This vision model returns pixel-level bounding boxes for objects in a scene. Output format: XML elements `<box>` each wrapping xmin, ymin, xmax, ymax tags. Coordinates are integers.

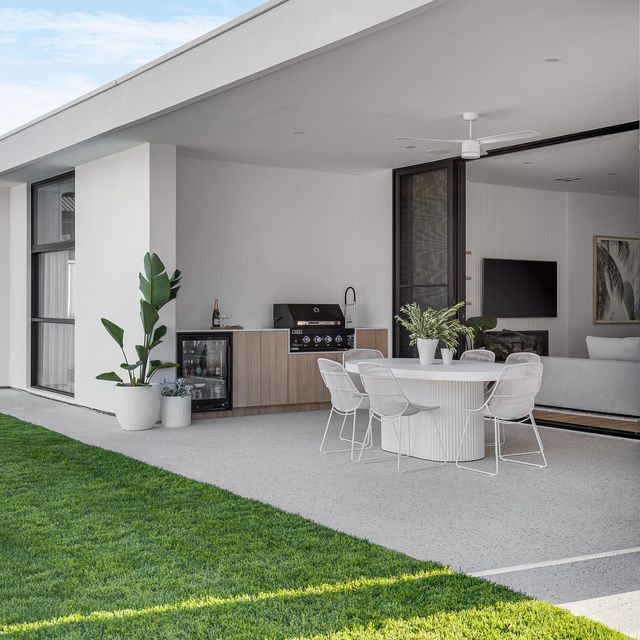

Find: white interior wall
<box><xmin>75</xmin><ymin>143</ymin><xmax>176</xmax><ymax>412</ymax></box>
<box><xmin>467</xmin><ymin>182</ymin><xmax>640</xmax><ymax>358</ymax></box>
<box><xmin>0</xmin><ymin>188</ymin><xmax>10</xmax><ymax>386</ymax></box>
<box><xmin>566</xmin><ymin>192</ymin><xmax>640</xmax><ymax>356</ymax></box>
<box><xmin>176</xmin><ymin>157</ymin><xmax>365</xmax><ymax>330</ymax></box>
<box><xmin>8</xmin><ymin>184</ymin><xmax>29</xmax><ymax>389</ymax></box>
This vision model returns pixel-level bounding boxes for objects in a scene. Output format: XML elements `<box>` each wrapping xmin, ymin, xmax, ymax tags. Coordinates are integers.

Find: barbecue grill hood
<box><xmin>273</xmin><ymin>303</ymin><xmax>345</xmax><ymax>328</ymax></box>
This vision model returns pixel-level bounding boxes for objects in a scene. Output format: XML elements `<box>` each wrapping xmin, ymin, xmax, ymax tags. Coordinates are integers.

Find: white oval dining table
<box><xmin>344</xmin><ymin>358</ymin><xmax>505</xmax><ymax>462</ymax></box>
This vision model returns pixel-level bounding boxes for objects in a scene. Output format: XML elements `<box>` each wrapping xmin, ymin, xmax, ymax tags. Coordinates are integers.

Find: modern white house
<box><xmin>0</xmin><ymin>0</ymin><xmax>638</xmax><ymax>425</ymax></box>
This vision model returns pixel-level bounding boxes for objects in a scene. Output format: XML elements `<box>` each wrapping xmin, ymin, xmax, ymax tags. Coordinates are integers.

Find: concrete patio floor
<box><xmin>1</xmin><ymin>388</ymin><xmax>639</xmax><ymax>638</ymax></box>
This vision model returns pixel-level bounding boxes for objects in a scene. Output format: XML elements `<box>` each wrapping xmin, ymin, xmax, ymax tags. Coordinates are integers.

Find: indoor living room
<box><xmin>465</xmin><ymin>127</ymin><xmax>640</xmax><ymax>436</ymax></box>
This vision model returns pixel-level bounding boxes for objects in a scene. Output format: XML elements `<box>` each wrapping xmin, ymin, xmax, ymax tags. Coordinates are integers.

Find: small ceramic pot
<box><xmin>441</xmin><ymin>348</ymin><xmax>454</xmax><ymax>365</ymax></box>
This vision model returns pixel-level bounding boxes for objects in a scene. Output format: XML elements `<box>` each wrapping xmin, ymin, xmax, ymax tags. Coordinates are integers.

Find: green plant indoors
<box><xmin>465</xmin><ymin>316</ymin><xmax>536</xmax><ymax>361</ymax></box>
<box><xmin>395</xmin><ymin>301</ymin><xmax>474</xmax><ymax>350</ymax></box>
<box><xmin>96</xmin><ymin>253</ymin><xmax>181</xmax><ymax>386</ymax></box>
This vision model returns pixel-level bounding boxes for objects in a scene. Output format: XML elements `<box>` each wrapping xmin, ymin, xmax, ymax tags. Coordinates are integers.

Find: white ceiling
<box><xmin>1</xmin><ymin>0</ymin><xmax>638</xmax><ymax>183</ymax></box>
<box><xmin>467</xmin><ymin>130</ymin><xmax>639</xmax><ymax>198</ymax></box>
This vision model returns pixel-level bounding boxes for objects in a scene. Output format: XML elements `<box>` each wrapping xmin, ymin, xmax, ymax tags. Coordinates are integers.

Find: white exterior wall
<box><xmin>0</xmin><ymin>188</ymin><xmax>9</xmax><ymax>386</ymax></box>
<box><xmin>566</xmin><ymin>192</ymin><xmax>640</xmax><ymax>356</ymax></box>
<box><xmin>75</xmin><ymin>143</ymin><xmax>176</xmax><ymax>412</ymax></box>
<box><xmin>176</xmin><ymin>157</ymin><xmax>360</xmax><ymax>329</ymax></box>
<box><xmin>467</xmin><ymin>182</ymin><xmax>640</xmax><ymax>358</ymax></box>
<box><xmin>355</xmin><ymin>170</ymin><xmax>393</xmax><ymax>349</ymax></box>
<box><xmin>8</xmin><ymin>184</ymin><xmax>29</xmax><ymax>389</ymax></box>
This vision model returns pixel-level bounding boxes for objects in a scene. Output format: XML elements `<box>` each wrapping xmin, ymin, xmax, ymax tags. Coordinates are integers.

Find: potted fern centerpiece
<box><xmin>97</xmin><ymin>253</ymin><xmax>181</xmax><ymax>431</ymax></box>
<box><xmin>395</xmin><ymin>301</ymin><xmax>473</xmax><ymax>365</ymax></box>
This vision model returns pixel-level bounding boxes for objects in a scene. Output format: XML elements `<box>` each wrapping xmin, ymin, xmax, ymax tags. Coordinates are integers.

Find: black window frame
<box><xmin>31</xmin><ymin>170</ymin><xmax>76</xmax><ymax>396</ymax></box>
<box><xmin>392</xmin><ymin>158</ymin><xmax>466</xmax><ymax>357</ymax></box>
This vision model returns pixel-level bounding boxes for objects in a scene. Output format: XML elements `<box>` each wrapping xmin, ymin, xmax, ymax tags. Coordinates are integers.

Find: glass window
<box><xmin>36</xmin><ymin>250</ymin><xmax>75</xmax><ymax>319</ymax></box>
<box><xmin>32</xmin><ymin>173</ymin><xmax>75</xmax><ymax>395</ymax></box>
<box><xmin>34</xmin><ymin>176</ymin><xmax>75</xmax><ymax>246</ymax></box>
<box><xmin>35</xmin><ymin>323</ymin><xmax>75</xmax><ymax>395</ymax></box>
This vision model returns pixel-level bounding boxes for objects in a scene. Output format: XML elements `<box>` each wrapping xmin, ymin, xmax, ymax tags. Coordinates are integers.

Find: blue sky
<box><xmin>0</xmin><ymin>1</ymin><xmax>263</xmax><ymax>134</ymax></box>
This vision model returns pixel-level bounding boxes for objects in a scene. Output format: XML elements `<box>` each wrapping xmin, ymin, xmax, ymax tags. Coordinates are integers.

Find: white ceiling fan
<box><xmin>397</xmin><ymin>112</ymin><xmax>542</xmax><ymax>159</ymax></box>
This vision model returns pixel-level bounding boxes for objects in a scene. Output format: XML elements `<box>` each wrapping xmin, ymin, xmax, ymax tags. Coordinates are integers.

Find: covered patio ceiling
<box><xmin>1</xmin><ymin>0</ymin><xmax>637</xmax><ymax>183</ymax></box>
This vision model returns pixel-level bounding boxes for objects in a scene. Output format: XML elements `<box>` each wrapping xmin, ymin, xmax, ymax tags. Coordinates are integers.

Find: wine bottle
<box><xmin>212</xmin><ymin>299</ymin><xmax>221</xmax><ymax>328</ymax></box>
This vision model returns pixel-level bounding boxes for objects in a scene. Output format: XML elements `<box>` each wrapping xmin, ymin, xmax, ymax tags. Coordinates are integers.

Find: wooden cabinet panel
<box><xmin>260</xmin><ymin>331</ymin><xmax>289</xmax><ymax>406</ymax></box>
<box><xmin>288</xmin><ymin>353</ymin><xmax>341</xmax><ymax>404</ymax></box>
<box><xmin>355</xmin><ymin>329</ymin><xmax>389</xmax><ymax>356</ymax></box>
<box><xmin>232</xmin><ymin>332</ymin><xmax>262</xmax><ymax>408</ymax></box>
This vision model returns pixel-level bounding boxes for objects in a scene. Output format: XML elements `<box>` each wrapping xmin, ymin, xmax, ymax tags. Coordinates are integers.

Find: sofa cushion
<box><xmin>586</xmin><ymin>336</ymin><xmax>640</xmax><ymax>362</ymax></box>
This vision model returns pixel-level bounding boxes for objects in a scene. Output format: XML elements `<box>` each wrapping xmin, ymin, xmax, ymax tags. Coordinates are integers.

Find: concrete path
<box><xmin>1</xmin><ymin>389</ymin><xmax>639</xmax><ymax>637</ymax></box>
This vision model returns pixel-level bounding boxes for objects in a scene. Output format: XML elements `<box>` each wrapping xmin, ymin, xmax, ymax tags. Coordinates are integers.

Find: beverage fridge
<box><xmin>176</xmin><ymin>332</ymin><xmax>232</xmax><ymax>412</ymax></box>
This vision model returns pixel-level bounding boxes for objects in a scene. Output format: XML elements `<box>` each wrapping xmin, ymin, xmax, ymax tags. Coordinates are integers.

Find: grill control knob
<box><xmin>334</xmin><ymin>335</ymin><xmax>343</xmax><ymax>344</ymax></box>
<box><xmin>302</xmin><ymin>336</ymin><xmax>311</xmax><ymax>344</ymax></box>
<box><xmin>324</xmin><ymin>335</ymin><xmax>333</xmax><ymax>344</ymax></box>
<box><xmin>313</xmin><ymin>335</ymin><xmax>323</xmax><ymax>344</ymax></box>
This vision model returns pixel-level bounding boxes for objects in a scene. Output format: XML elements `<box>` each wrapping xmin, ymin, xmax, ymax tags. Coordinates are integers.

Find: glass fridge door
<box><xmin>180</xmin><ymin>335</ymin><xmax>230</xmax><ymax>408</ymax></box>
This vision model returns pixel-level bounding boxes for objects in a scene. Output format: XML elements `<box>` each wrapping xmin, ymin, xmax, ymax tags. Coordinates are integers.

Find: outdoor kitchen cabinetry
<box><xmin>227</xmin><ymin>327</ymin><xmax>387</xmax><ymax>414</ymax></box>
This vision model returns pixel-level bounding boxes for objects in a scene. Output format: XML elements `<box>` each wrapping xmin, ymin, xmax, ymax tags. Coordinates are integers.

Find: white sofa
<box><xmin>537</xmin><ymin>337</ymin><xmax>640</xmax><ymax>418</ymax></box>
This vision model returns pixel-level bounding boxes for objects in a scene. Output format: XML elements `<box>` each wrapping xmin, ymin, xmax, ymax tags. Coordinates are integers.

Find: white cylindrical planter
<box><xmin>417</xmin><ymin>338</ymin><xmax>438</xmax><ymax>365</ymax></box>
<box><xmin>114</xmin><ymin>384</ymin><xmax>161</xmax><ymax>431</ymax></box>
<box><xmin>441</xmin><ymin>348</ymin><xmax>454</xmax><ymax>365</ymax></box>
<box><xmin>161</xmin><ymin>396</ymin><xmax>192</xmax><ymax>428</ymax></box>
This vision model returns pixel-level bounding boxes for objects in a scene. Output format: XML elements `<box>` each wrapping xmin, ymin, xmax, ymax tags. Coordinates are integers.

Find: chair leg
<box><xmin>430</xmin><ymin>415</ymin><xmax>448</xmax><ymax>464</ymax></box>
<box><xmin>358</xmin><ymin>413</ymin><xmax>397</xmax><ymax>465</ymax></box>
<box><xmin>456</xmin><ymin>414</ymin><xmax>499</xmax><ymax>476</ymax></box>
<box><xmin>499</xmin><ymin>413</ymin><xmax>547</xmax><ymax>469</ymax></box>
<box><xmin>321</xmin><ymin>409</ymin><xmax>366</xmax><ymax>456</ymax></box>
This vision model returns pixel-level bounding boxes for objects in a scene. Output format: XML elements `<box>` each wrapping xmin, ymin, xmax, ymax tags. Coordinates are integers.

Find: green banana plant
<box><xmin>96</xmin><ymin>253</ymin><xmax>181</xmax><ymax>386</ymax></box>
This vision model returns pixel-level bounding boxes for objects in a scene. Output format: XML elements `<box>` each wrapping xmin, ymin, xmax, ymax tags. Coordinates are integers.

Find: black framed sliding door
<box><xmin>393</xmin><ymin>159</ymin><xmax>466</xmax><ymax>357</ymax></box>
<box><xmin>31</xmin><ymin>172</ymin><xmax>76</xmax><ymax>395</ymax></box>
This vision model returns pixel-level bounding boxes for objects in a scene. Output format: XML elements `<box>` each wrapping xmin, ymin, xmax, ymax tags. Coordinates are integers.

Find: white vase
<box><xmin>114</xmin><ymin>384</ymin><xmax>161</xmax><ymax>431</ymax></box>
<box><xmin>161</xmin><ymin>395</ymin><xmax>192</xmax><ymax>428</ymax></box>
<box><xmin>441</xmin><ymin>348</ymin><xmax>454</xmax><ymax>365</ymax></box>
<box><xmin>417</xmin><ymin>338</ymin><xmax>438</xmax><ymax>365</ymax></box>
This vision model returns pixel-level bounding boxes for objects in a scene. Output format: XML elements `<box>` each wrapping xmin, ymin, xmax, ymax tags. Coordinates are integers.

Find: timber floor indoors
<box><xmin>534</xmin><ymin>408</ymin><xmax>640</xmax><ymax>439</ymax></box>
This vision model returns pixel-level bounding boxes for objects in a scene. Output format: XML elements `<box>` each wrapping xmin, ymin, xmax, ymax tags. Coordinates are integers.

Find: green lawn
<box><xmin>0</xmin><ymin>413</ymin><xmax>627</xmax><ymax>639</ymax></box>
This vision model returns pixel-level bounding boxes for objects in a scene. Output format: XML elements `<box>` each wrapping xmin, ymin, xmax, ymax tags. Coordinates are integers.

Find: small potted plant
<box><xmin>96</xmin><ymin>252</ymin><xmax>181</xmax><ymax>431</ymax></box>
<box><xmin>395</xmin><ymin>300</ymin><xmax>474</xmax><ymax>365</ymax></box>
<box><xmin>160</xmin><ymin>378</ymin><xmax>193</xmax><ymax>428</ymax></box>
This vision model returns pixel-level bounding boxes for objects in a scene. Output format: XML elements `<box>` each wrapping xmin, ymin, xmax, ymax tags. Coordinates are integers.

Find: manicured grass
<box><xmin>0</xmin><ymin>413</ymin><xmax>628</xmax><ymax>639</ymax></box>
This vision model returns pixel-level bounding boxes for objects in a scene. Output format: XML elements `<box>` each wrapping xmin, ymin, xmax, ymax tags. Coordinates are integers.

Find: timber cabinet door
<box><xmin>355</xmin><ymin>328</ymin><xmax>389</xmax><ymax>356</ymax></box>
<box><xmin>232</xmin><ymin>331</ymin><xmax>262</xmax><ymax>408</ymax></box>
<box><xmin>288</xmin><ymin>353</ymin><xmax>342</xmax><ymax>405</ymax></box>
<box><xmin>260</xmin><ymin>331</ymin><xmax>289</xmax><ymax>406</ymax></box>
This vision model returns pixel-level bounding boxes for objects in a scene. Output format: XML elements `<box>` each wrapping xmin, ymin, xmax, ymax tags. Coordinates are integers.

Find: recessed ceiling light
<box><xmin>405</xmin><ymin>145</ymin><xmax>417</xmax><ymax>149</ymax></box>
<box><xmin>291</xmin><ymin>131</ymin><xmax>306</xmax><ymax>135</ymax></box>
<box><xmin>523</xmin><ymin>161</ymin><xmax>534</xmax><ymax>164</ymax></box>
<box><xmin>544</xmin><ymin>57</ymin><xmax>561</xmax><ymax>63</ymax></box>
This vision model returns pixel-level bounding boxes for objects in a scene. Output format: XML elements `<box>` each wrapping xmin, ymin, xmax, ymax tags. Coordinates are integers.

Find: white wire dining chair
<box><xmin>460</xmin><ymin>349</ymin><xmax>496</xmax><ymax>363</ymax></box>
<box><xmin>318</xmin><ymin>358</ymin><xmax>372</xmax><ymax>462</ymax></box>
<box><xmin>343</xmin><ymin>349</ymin><xmax>384</xmax><ymax>392</ymax></box>
<box><xmin>505</xmin><ymin>352</ymin><xmax>541</xmax><ymax>364</ymax></box>
<box><xmin>455</xmin><ymin>362</ymin><xmax>546</xmax><ymax>477</ymax></box>
<box><xmin>358</xmin><ymin>362</ymin><xmax>445</xmax><ymax>473</ymax></box>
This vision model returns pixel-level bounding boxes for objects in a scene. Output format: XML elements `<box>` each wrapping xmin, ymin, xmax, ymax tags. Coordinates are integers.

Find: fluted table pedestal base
<box><xmin>380</xmin><ymin>380</ymin><xmax>485</xmax><ymax>462</ymax></box>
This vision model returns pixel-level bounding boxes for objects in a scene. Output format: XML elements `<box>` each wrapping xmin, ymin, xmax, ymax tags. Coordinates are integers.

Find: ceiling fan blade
<box><xmin>395</xmin><ymin>136</ymin><xmax>463</xmax><ymax>144</ymax></box>
<box><xmin>476</xmin><ymin>130</ymin><xmax>542</xmax><ymax>145</ymax></box>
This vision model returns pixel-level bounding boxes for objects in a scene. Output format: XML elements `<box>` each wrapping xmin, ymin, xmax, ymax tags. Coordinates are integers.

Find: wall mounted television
<box><xmin>482</xmin><ymin>258</ymin><xmax>557</xmax><ymax>318</ymax></box>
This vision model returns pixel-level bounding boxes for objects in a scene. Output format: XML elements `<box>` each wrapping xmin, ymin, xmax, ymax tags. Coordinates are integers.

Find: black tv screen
<box><xmin>483</xmin><ymin>258</ymin><xmax>557</xmax><ymax>318</ymax></box>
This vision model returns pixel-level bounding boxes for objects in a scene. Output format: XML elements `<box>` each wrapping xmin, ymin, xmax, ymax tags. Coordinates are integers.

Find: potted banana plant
<box><xmin>97</xmin><ymin>253</ymin><xmax>181</xmax><ymax>431</ymax></box>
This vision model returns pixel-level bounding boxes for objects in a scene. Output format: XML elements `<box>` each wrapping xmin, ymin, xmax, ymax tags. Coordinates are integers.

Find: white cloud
<box><xmin>0</xmin><ymin>8</ymin><xmax>228</xmax><ymax>66</ymax></box>
<box><xmin>0</xmin><ymin>74</ymin><xmax>98</xmax><ymax>134</ymax></box>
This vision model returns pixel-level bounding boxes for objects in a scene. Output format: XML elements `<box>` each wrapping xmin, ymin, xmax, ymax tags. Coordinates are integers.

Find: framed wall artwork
<box><xmin>593</xmin><ymin>235</ymin><xmax>640</xmax><ymax>323</ymax></box>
